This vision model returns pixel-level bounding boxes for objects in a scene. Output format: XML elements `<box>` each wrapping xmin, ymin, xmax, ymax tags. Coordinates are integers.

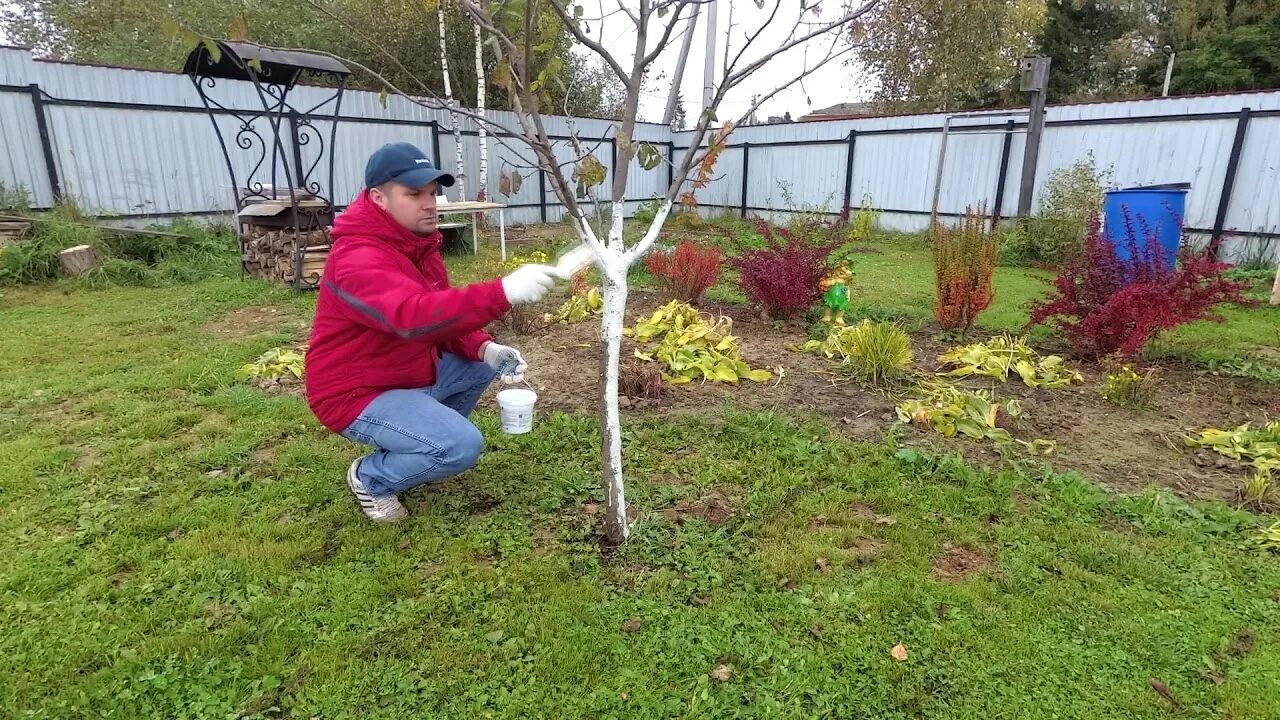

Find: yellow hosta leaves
<box><xmin>545</xmin><ymin>287</ymin><xmax>603</xmax><ymax>325</ymax></box>
<box><xmin>1185</xmin><ymin>421</ymin><xmax>1280</xmax><ymax>473</ymax></box>
<box><xmin>630</xmin><ymin>300</ymin><xmax>771</xmax><ymax>385</ymax></box>
<box><xmin>238</xmin><ymin>347</ymin><xmax>305</xmax><ymax>381</ymax></box>
<box><xmin>938</xmin><ymin>335</ymin><xmax>1081</xmax><ymax>389</ymax></box>
<box><xmin>897</xmin><ymin>383</ymin><xmax>1054</xmax><ymax>455</ymax></box>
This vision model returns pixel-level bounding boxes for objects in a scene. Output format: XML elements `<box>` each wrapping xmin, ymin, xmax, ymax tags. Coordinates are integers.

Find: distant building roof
<box><xmin>799</xmin><ymin>102</ymin><xmax>876</xmax><ymax>122</ymax></box>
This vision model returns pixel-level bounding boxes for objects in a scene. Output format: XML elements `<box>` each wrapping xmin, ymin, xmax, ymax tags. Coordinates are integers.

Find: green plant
<box><xmin>938</xmin><ymin>335</ymin><xmax>1082</xmax><ymax>389</ymax></box>
<box><xmin>238</xmin><ymin>347</ymin><xmax>306</xmax><ymax>382</ymax></box>
<box><xmin>1201</xmin><ymin>358</ymin><xmax>1280</xmax><ymax>385</ymax></box>
<box><xmin>632</xmin><ymin>197</ymin><xmax>663</xmax><ymax>225</ymax></box>
<box><xmin>0</xmin><ymin>180</ymin><xmax>31</xmax><ymax>214</ymax></box>
<box><xmin>847</xmin><ymin>194</ymin><xmax>880</xmax><ymax>241</ymax></box>
<box><xmin>1242</xmin><ymin>468</ymin><xmax>1273</xmax><ymax>506</ymax></box>
<box><xmin>932</xmin><ymin>206</ymin><xmax>997</xmax><ymax>333</ymax></box>
<box><xmin>629</xmin><ymin>300</ymin><xmax>772</xmax><ymax>384</ymax></box>
<box><xmin>1009</xmin><ymin>154</ymin><xmax>1112</xmax><ymax>266</ymax></box>
<box><xmin>545</xmin><ymin>287</ymin><xmax>603</xmax><ymax>324</ymax></box>
<box><xmin>1252</xmin><ymin>520</ymin><xmax>1280</xmax><ymax>552</ymax></box>
<box><xmin>795</xmin><ymin>320</ymin><xmax>913</xmax><ymax>386</ymax></box>
<box><xmin>1100</xmin><ymin>365</ymin><xmax>1160</xmax><ymax>408</ymax></box>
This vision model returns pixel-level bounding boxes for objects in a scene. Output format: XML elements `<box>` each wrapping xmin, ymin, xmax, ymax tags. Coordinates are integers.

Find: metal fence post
<box><xmin>666</xmin><ymin>141</ymin><xmax>676</xmax><ymax>198</ymax></box>
<box><xmin>842</xmin><ymin>129</ymin><xmax>856</xmax><ymax>218</ymax></box>
<box><xmin>430</xmin><ymin>120</ymin><xmax>443</xmax><ymax>169</ymax></box>
<box><xmin>28</xmin><ymin>83</ymin><xmax>63</xmax><ymax>202</ymax></box>
<box><xmin>538</xmin><ymin>169</ymin><xmax>547</xmax><ymax>223</ymax></box>
<box><xmin>990</xmin><ymin>120</ymin><xmax>1016</xmax><ymax>227</ymax></box>
<box><xmin>740</xmin><ymin>142</ymin><xmax>750</xmax><ymax>218</ymax></box>
<box><xmin>1212</xmin><ymin>107</ymin><xmax>1252</xmax><ymax>252</ymax></box>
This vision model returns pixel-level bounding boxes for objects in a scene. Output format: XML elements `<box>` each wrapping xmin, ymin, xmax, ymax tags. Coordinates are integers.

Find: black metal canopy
<box><xmin>183</xmin><ymin>40</ymin><xmax>350</xmax><ymax>88</ymax></box>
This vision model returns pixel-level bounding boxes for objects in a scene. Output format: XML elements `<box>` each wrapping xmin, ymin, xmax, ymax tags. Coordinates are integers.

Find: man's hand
<box><xmin>483</xmin><ymin>342</ymin><xmax>528</xmax><ymax>383</ymax></box>
<box><xmin>501</xmin><ymin>264</ymin><xmax>558</xmax><ymax>305</ymax></box>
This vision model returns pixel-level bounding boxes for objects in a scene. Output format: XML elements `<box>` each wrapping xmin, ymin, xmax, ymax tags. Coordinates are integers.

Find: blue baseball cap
<box><xmin>364</xmin><ymin>142</ymin><xmax>455</xmax><ymax>189</ymax></box>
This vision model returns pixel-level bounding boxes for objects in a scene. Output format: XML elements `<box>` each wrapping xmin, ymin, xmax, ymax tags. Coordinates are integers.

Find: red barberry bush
<box><xmin>1027</xmin><ymin>213</ymin><xmax>1251</xmax><ymax>358</ymax></box>
<box><xmin>933</xmin><ymin>206</ymin><xmax>998</xmax><ymax>334</ymax></box>
<box><xmin>731</xmin><ymin>221</ymin><xmax>838</xmax><ymax>320</ymax></box>
<box><xmin>645</xmin><ymin>239</ymin><xmax>722</xmax><ymax>304</ymax></box>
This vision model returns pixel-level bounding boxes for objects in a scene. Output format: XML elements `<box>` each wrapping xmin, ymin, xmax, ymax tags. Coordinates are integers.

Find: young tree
<box><xmin>272</xmin><ymin>0</ymin><xmax>875</xmax><ymax>543</ymax></box>
<box><xmin>435</xmin><ymin>0</ymin><xmax>468</xmax><ymax>200</ymax></box>
<box><xmin>475</xmin><ymin>22</ymin><xmax>489</xmax><ymax>200</ymax></box>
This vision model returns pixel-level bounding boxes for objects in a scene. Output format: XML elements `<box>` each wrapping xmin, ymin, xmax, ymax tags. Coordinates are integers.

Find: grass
<box><xmin>2</xmin><ymin>236</ymin><xmax>1280</xmax><ymax>718</ymax></box>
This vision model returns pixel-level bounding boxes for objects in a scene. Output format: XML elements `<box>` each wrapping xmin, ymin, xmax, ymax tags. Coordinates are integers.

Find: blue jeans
<box><xmin>340</xmin><ymin>352</ymin><xmax>497</xmax><ymax>496</ymax></box>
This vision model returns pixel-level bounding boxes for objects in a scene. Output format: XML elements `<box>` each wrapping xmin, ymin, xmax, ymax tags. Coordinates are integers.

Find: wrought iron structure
<box><xmin>184</xmin><ymin>41</ymin><xmax>350</xmax><ymax>290</ymax></box>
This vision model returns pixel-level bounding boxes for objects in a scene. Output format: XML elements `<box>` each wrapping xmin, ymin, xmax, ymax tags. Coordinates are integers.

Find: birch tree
<box><xmin>475</xmin><ymin>22</ymin><xmax>489</xmax><ymax>200</ymax></box>
<box><xmin>436</xmin><ymin>0</ymin><xmax>468</xmax><ymax>200</ymax></box>
<box><xmin>275</xmin><ymin>0</ymin><xmax>876</xmax><ymax>543</ymax></box>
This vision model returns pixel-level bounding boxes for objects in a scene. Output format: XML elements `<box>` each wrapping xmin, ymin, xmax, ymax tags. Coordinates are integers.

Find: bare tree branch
<box><xmin>545</xmin><ymin>1</ymin><xmax>631</xmax><ymax>83</ymax></box>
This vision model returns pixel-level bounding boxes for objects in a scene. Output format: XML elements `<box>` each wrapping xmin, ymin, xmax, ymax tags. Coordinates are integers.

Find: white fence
<box><xmin>2</xmin><ymin>46</ymin><xmax>1278</xmax><ymax>263</ymax></box>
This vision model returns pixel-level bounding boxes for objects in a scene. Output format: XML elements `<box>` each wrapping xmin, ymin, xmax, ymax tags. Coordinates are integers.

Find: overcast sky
<box><xmin>0</xmin><ymin>0</ymin><xmax>874</xmax><ymax>121</ymax></box>
<box><xmin>582</xmin><ymin>1</ymin><xmax>875</xmax><ymax>123</ymax></box>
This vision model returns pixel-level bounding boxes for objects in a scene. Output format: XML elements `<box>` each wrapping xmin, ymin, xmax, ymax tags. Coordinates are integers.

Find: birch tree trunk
<box><xmin>475</xmin><ymin>22</ymin><xmax>488</xmax><ymax>201</ymax></box>
<box><xmin>1271</xmin><ymin>260</ymin><xmax>1279</xmax><ymax>305</ymax></box>
<box><xmin>438</xmin><ymin>1</ymin><xmax>467</xmax><ymax>200</ymax></box>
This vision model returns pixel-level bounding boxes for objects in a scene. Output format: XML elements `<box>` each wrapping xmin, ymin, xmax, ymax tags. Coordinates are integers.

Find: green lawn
<box><xmin>2</xmin><ymin>241</ymin><xmax>1279</xmax><ymax>718</ymax></box>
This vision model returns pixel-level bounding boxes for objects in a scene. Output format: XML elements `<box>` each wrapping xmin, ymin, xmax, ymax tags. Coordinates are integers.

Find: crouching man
<box><xmin>306</xmin><ymin>142</ymin><xmax>560</xmax><ymax>522</ymax></box>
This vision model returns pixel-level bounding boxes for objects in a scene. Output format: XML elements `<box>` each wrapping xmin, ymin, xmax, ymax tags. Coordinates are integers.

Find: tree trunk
<box><xmin>475</xmin><ymin>22</ymin><xmax>488</xmax><ymax>201</ymax></box>
<box><xmin>58</xmin><ymin>244</ymin><xmax>100</xmax><ymax>275</ymax></box>
<box><xmin>1271</xmin><ymin>260</ymin><xmax>1280</xmax><ymax>305</ymax></box>
<box><xmin>438</xmin><ymin>1</ymin><xmax>467</xmax><ymax>200</ymax></box>
<box><xmin>598</xmin><ymin>269</ymin><xmax>630</xmax><ymax>545</ymax></box>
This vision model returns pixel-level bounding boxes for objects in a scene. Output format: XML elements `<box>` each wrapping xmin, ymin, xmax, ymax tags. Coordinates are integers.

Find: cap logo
<box><xmin>415</xmin><ymin>158</ymin><xmax>430</xmax><ymax>164</ymax></box>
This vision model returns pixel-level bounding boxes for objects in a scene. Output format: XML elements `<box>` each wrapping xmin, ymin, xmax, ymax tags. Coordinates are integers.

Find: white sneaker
<box><xmin>346</xmin><ymin>459</ymin><xmax>408</xmax><ymax>523</ymax></box>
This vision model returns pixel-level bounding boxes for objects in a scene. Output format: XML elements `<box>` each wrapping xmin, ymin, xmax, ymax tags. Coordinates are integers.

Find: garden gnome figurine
<box><xmin>820</xmin><ymin>264</ymin><xmax>853</xmax><ymax>325</ymax></box>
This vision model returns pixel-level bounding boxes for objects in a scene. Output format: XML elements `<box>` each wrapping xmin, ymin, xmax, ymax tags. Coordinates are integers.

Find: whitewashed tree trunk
<box><xmin>598</xmin><ymin>269</ymin><xmax>629</xmax><ymax>542</ymax></box>
<box><xmin>475</xmin><ymin>22</ymin><xmax>488</xmax><ymax>201</ymax></box>
<box><xmin>438</xmin><ymin>1</ymin><xmax>467</xmax><ymax>200</ymax></box>
<box><xmin>1271</xmin><ymin>261</ymin><xmax>1279</xmax><ymax>305</ymax></box>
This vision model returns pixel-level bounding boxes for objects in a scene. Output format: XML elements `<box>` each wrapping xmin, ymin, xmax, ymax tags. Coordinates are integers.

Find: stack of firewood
<box><xmin>0</xmin><ymin>215</ymin><xmax>31</xmax><ymax>247</ymax></box>
<box><xmin>241</xmin><ymin>227</ymin><xmax>330</xmax><ymax>285</ymax></box>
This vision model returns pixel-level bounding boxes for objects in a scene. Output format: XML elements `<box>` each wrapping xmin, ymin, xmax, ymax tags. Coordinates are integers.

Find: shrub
<box><xmin>645</xmin><ymin>239</ymin><xmax>722</xmax><ymax>304</ymax></box>
<box><xmin>618</xmin><ymin>359</ymin><xmax>665</xmax><ymax>399</ymax></box>
<box><xmin>932</xmin><ymin>206</ymin><xmax>997</xmax><ymax>334</ymax></box>
<box><xmin>731</xmin><ymin>221</ymin><xmax>838</xmax><ymax>321</ymax></box>
<box><xmin>1027</xmin><ymin>214</ymin><xmax>1251</xmax><ymax>358</ymax></box>
<box><xmin>1004</xmin><ymin>154</ymin><xmax>1112</xmax><ymax>266</ymax></box>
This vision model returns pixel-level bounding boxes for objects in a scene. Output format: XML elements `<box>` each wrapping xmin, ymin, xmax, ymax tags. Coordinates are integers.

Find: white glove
<box><xmin>501</xmin><ymin>264</ymin><xmax>558</xmax><ymax>305</ymax></box>
<box><xmin>483</xmin><ymin>342</ymin><xmax>528</xmax><ymax>383</ymax></box>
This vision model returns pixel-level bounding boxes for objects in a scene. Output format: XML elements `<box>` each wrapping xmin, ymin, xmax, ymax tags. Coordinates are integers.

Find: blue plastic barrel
<box><xmin>1102</xmin><ymin>184</ymin><xmax>1189</xmax><ymax>271</ymax></box>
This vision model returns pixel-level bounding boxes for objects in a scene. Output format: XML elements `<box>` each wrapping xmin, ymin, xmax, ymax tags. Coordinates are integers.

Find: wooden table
<box><xmin>436</xmin><ymin>200</ymin><xmax>508</xmax><ymax>259</ymax></box>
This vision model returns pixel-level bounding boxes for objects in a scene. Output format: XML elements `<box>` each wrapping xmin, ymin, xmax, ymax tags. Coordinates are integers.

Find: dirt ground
<box><xmin>484</xmin><ymin>290</ymin><xmax>1280</xmax><ymax>506</ymax></box>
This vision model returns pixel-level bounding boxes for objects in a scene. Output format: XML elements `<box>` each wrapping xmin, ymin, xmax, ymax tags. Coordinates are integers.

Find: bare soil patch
<box><xmin>203</xmin><ymin>305</ymin><xmax>308</xmax><ymax>340</ymax></box>
<box><xmin>931</xmin><ymin>544</ymin><xmax>994</xmax><ymax>582</ymax></box>
<box><xmin>481</xmin><ymin>291</ymin><xmax>1280</xmax><ymax>505</ymax></box>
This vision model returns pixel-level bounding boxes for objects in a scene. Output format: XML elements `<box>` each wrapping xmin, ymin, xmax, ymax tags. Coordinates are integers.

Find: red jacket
<box><xmin>305</xmin><ymin>191</ymin><xmax>511</xmax><ymax>432</ymax></box>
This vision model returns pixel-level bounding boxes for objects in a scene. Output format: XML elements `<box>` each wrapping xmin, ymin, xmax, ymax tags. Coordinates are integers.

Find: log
<box><xmin>58</xmin><ymin>244</ymin><xmax>100</xmax><ymax>276</ymax></box>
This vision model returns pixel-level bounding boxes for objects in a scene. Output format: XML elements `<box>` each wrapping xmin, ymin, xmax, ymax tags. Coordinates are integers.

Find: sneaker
<box><xmin>346</xmin><ymin>459</ymin><xmax>408</xmax><ymax>523</ymax></box>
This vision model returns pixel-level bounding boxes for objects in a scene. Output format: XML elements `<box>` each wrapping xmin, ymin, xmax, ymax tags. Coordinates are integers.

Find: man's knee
<box><xmin>437</xmin><ymin>421</ymin><xmax>485</xmax><ymax>472</ymax></box>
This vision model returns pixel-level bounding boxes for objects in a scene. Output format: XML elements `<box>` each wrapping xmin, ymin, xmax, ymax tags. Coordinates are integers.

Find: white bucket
<box><xmin>496</xmin><ymin>388</ymin><xmax>538</xmax><ymax>434</ymax></box>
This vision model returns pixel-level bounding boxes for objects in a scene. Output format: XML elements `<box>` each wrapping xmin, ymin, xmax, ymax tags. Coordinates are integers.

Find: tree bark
<box><xmin>438</xmin><ymin>1</ymin><xmax>467</xmax><ymax>200</ymax></box>
<box><xmin>1271</xmin><ymin>260</ymin><xmax>1280</xmax><ymax>305</ymax></box>
<box><xmin>475</xmin><ymin>22</ymin><xmax>488</xmax><ymax>201</ymax></box>
<box><xmin>58</xmin><ymin>245</ymin><xmax>100</xmax><ymax>276</ymax></box>
<box><xmin>598</xmin><ymin>263</ymin><xmax>630</xmax><ymax>545</ymax></box>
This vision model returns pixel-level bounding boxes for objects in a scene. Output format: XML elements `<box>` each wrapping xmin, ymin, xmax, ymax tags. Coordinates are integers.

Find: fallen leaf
<box><xmin>808</xmin><ymin>624</ymin><xmax>825</xmax><ymax>640</ymax></box>
<box><xmin>621</xmin><ymin>617</ymin><xmax>643</xmax><ymax>634</ymax></box>
<box><xmin>1149</xmin><ymin>678</ymin><xmax>1181</xmax><ymax>708</ymax></box>
<box><xmin>485</xmin><ymin>629</ymin><xmax>505</xmax><ymax>643</ymax></box>
<box><xmin>206</xmin><ymin>469</ymin><xmax>225</xmax><ymax>478</ymax></box>
<box><xmin>582</xmin><ymin>502</ymin><xmax>601</xmax><ymax>516</ymax></box>
<box><xmin>710</xmin><ymin>664</ymin><xmax>733</xmax><ymax>682</ymax></box>
<box><xmin>397</xmin><ymin>539</ymin><xmax>412</xmax><ymax>550</ymax></box>
<box><xmin>619</xmin><ymin>692</ymin><xmax>629</xmax><ymax>700</ymax></box>
<box><xmin>815</xmin><ymin>557</ymin><xmax>832</xmax><ymax>573</ymax></box>
<box><xmin>690</xmin><ymin>594</ymin><xmax>711</xmax><ymax>607</ymax></box>
<box><xmin>166</xmin><ymin>527</ymin><xmax>185</xmax><ymax>541</ymax></box>
<box><xmin>890</xmin><ymin>644</ymin><xmax>908</xmax><ymax>662</ymax></box>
